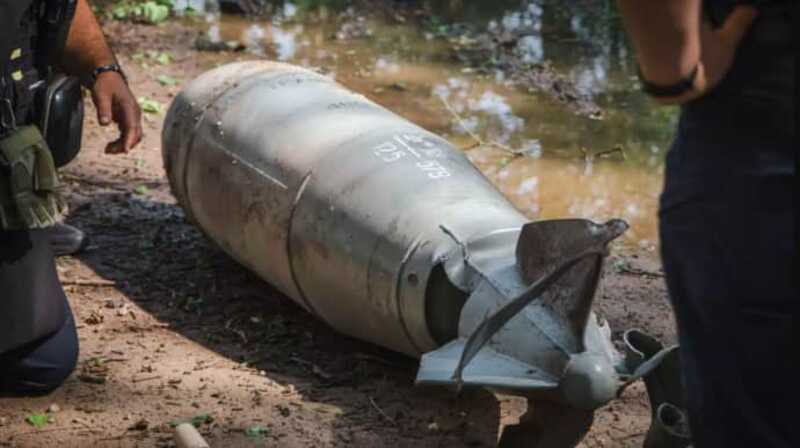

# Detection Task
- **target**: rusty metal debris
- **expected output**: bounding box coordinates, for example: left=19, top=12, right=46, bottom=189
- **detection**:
left=162, top=61, right=679, bottom=447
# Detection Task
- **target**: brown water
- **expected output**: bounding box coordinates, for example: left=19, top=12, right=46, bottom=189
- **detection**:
left=180, top=0, right=678, bottom=250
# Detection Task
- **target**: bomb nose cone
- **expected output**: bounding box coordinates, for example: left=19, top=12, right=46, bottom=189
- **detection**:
left=561, top=352, right=619, bottom=410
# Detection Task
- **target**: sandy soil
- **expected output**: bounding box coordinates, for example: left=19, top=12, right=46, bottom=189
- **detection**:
left=0, top=20, right=677, bottom=448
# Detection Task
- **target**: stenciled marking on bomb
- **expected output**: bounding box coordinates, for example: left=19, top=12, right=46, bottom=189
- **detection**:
left=372, top=133, right=450, bottom=178
left=162, top=61, right=683, bottom=447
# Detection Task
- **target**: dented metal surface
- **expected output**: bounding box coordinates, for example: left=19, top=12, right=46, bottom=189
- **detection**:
left=162, top=61, right=678, bottom=445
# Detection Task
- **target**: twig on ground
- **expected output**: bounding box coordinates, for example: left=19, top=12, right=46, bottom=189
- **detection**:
left=59, top=173, right=129, bottom=192
left=97, top=434, right=128, bottom=441
left=369, top=397, right=396, bottom=425
left=132, top=375, right=162, bottom=383
left=594, top=146, right=627, bottom=160
left=61, top=279, right=117, bottom=287
left=61, top=172, right=167, bottom=190
left=439, top=96, right=521, bottom=155
left=579, top=145, right=628, bottom=165
left=618, top=266, right=665, bottom=278
left=13, top=426, right=86, bottom=437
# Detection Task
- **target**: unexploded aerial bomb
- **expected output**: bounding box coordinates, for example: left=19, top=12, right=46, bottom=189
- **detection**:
left=162, top=61, right=681, bottom=447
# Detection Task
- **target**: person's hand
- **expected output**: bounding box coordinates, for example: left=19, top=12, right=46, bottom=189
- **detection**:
left=653, top=5, right=759, bottom=105
left=697, top=5, right=759, bottom=92
left=90, top=71, right=143, bottom=154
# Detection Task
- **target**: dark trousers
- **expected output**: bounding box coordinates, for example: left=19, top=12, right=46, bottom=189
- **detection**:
left=659, top=7, right=795, bottom=444
left=660, top=180, right=794, bottom=447
left=0, top=229, right=78, bottom=396
left=660, top=119, right=795, bottom=448
left=0, top=301, right=78, bottom=396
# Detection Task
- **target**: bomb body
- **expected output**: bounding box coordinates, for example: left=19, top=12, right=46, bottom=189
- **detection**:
left=163, top=63, right=672, bottom=442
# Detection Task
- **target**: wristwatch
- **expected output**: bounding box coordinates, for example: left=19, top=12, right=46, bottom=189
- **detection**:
left=91, top=63, right=127, bottom=85
left=638, top=64, right=699, bottom=98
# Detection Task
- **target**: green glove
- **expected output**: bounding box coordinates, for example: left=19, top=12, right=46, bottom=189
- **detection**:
left=0, top=125, right=66, bottom=229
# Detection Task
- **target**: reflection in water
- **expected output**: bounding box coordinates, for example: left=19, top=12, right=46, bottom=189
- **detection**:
left=206, top=22, right=220, bottom=42
left=269, top=25, right=301, bottom=60
left=433, top=80, right=525, bottom=145
left=173, top=0, right=207, bottom=14
left=474, top=154, right=661, bottom=251
left=189, top=0, right=676, bottom=248
left=243, top=24, right=267, bottom=55
left=375, top=57, right=400, bottom=74
left=490, top=3, right=544, bottom=63
left=469, top=92, right=525, bottom=144
left=282, top=2, right=297, bottom=18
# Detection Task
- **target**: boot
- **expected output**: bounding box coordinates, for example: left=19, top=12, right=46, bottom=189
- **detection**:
left=46, top=222, right=88, bottom=256
left=624, top=330, right=691, bottom=448
left=645, top=402, right=691, bottom=448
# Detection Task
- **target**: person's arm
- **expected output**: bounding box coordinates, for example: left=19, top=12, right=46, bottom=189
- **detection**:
left=60, top=0, right=142, bottom=153
left=616, top=0, right=758, bottom=105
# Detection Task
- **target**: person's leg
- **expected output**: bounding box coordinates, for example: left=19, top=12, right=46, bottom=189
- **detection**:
left=0, top=229, right=79, bottom=396
left=660, top=180, right=794, bottom=448
left=0, top=299, right=79, bottom=396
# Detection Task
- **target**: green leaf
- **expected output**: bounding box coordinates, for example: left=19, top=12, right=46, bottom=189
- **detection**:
left=137, top=97, right=163, bottom=114
left=133, top=185, right=150, bottom=195
left=245, top=426, right=271, bottom=439
left=190, top=414, right=213, bottom=427
left=156, top=75, right=178, bottom=86
left=140, top=1, right=170, bottom=24
left=26, top=413, right=50, bottom=428
left=170, top=413, right=213, bottom=428
left=111, top=5, right=129, bottom=19
left=155, top=52, right=172, bottom=65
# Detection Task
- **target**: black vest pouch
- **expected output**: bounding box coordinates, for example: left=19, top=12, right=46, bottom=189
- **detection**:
left=37, top=74, right=83, bottom=168
left=0, top=229, right=66, bottom=354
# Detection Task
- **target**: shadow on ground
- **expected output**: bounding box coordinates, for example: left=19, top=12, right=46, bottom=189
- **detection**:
left=68, top=188, right=502, bottom=447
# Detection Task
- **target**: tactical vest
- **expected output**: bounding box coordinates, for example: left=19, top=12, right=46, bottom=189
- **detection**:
left=0, top=0, right=79, bottom=230
left=3, top=1, right=47, bottom=133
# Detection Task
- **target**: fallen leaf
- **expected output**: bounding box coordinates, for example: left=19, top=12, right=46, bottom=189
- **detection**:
left=245, top=425, right=271, bottom=439
left=156, top=74, right=178, bottom=86
left=26, top=413, right=50, bottom=428
left=169, top=413, right=213, bottom=428
left=137, top=97, right=164, bottom=114
left=156, top=52, right=172, bottom=65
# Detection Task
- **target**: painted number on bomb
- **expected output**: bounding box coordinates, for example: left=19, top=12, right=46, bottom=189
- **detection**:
left=372, top=133, right=451, bottom=180
left=373, top=141, right=407, bottom=162
left=416, top=160, right=450, bottom=179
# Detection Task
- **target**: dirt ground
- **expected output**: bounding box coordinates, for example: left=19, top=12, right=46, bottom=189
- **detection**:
left=0, top=19, right=677, bottom=448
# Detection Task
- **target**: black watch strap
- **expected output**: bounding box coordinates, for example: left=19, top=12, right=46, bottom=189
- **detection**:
left=91, top=63, right=127, bottom=85
left=638, top=65, right=699, bottom=98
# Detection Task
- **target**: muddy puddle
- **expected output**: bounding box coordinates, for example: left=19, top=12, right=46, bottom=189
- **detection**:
left=176, top=0, right=678, bottom=249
